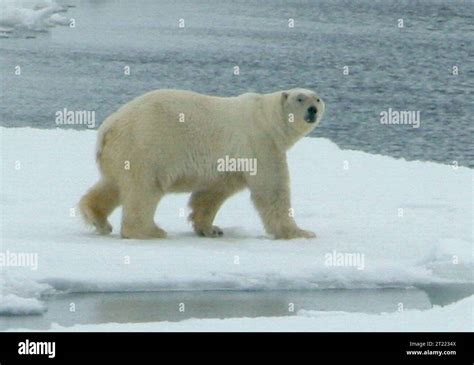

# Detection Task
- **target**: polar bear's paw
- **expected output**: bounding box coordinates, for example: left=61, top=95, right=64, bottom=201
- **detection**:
left=121, top=225, right=167, bottom=239
left=195, top=225, right=224, bottom=238
left=275, top=228, right=316, bottom=240
left=95, top=221, right=113, bottom=235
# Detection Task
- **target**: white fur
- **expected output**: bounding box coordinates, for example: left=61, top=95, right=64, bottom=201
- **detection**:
left=79, top=88, right=325, bottom=239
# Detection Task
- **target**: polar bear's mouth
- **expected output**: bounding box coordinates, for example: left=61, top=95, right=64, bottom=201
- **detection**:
left=304, top=106, right=318, bottom=123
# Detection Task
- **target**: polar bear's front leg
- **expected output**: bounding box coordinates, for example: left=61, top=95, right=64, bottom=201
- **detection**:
left=247, top=155, right=316, bottom=240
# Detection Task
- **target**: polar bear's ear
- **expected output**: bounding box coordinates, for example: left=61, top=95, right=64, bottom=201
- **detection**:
left=281, top=92, right=289, bottom=103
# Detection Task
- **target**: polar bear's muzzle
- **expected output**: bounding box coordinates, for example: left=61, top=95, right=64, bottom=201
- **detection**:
left=304, top=106, right=318, bottom=123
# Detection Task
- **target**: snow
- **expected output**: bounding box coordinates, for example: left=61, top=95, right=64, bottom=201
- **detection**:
left=0, top=127, right=472, bottom=326
left=8, top=295, right=472, bottom=332
left=0, top=277, right=49, bottom=315
left=0, top=0, right=72, bottom=36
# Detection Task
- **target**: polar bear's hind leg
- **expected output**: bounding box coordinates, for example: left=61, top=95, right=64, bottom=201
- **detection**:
left=188, top=178, right=245, bottom=237
left=188, top=189, right=228, bottom=237
left=79, top=179, right=120, bottom=235
left=120, top=182, right=167, bottom=239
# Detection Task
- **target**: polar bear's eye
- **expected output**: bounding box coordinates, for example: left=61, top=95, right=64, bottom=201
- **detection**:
left=297, top=95, right=305, bottom=103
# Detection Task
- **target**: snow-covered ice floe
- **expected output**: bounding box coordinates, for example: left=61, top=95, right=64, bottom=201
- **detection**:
left=0, top=127, right=472, bottom=325
left=0, top=0, right=73, bottom=37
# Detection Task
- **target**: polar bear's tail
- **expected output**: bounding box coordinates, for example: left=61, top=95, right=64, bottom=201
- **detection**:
left=95, top=123, right=108, bottom=163
left=78, top=179, right=120, bottom=235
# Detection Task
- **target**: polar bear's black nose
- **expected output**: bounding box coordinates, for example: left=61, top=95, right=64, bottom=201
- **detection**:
left=305, top=106, right=318, bottom=123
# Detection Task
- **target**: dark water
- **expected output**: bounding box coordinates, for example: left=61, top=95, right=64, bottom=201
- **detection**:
left=2, top=285, right=473, bottom=331
left=1, top=0, right=473, bottom=166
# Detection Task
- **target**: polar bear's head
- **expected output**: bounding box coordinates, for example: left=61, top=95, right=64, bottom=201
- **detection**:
left=281, top=88, right=325, bottom=136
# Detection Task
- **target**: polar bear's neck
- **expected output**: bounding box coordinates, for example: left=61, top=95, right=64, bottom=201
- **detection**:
left=254, top=92, right=304, bottom=152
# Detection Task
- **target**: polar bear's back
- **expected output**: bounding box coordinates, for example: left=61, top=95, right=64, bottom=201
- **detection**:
left=96, top=89, right=257, bottom=184
left=101, top=89, right=252, bottom=135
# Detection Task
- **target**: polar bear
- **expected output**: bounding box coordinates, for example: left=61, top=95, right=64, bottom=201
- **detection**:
left=79, top=88, right=325, bottom=239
